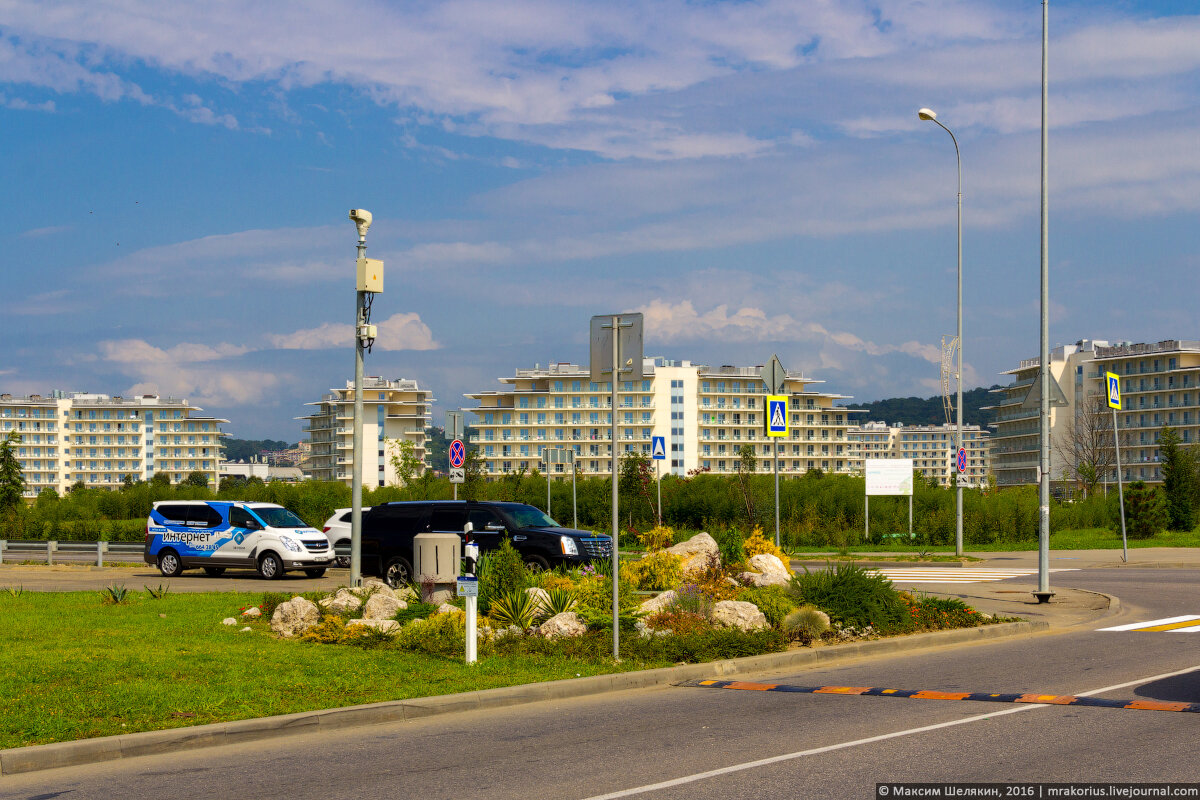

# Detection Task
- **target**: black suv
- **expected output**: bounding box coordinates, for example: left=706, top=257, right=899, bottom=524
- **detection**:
left=360, top=501, right=612, bottom=587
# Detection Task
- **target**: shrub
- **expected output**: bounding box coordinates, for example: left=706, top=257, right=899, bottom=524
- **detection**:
left=645, top=609, right=711, bottom=636
left=735, top=585, right=798, bottom=629
left=788, top=563, right=910, bottom=633
left=393, top=601, right=439, bottom=626
left=394, top=612, right=466, bottom=657
left=99, top=584, right=130, bottom=605
left=300, top=617, right=349, bottom=644
left=621, top=626, right=788, bottom=663
left=712, top=526, right=747, bottom=568
left=783, top=606, right=829, bottom=643
left=1123, top=481, right=1169, bottom=539
left=259, top=592, right=289, bottom=619
left=488, top=589, right=542, bottom=629
left=744, top=526, right=793, bottom=574
left=903, top=593, right=981, bottom=630
left=672, top=583, right=714, bottom=618
left=490, top=540, right=530, bottom=596
left=544, top=587, right=579, bottom=616
left=637, top=525, right=675, bottom=552
left=624, top=551, right=684, bottom=591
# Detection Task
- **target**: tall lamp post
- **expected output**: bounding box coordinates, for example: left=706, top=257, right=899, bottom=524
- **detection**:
left=918, top=107, right=964, bottom=558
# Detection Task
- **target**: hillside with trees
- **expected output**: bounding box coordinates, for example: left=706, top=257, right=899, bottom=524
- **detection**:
left=840, top=385, right=1001, bottom=427
left=223, top=439, right=296, bottom=462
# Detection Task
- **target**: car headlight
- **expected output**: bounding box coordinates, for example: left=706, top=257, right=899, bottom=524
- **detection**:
left=279, top=535, right=303, bottom=553
left=560, top=536, right=578, bottom=556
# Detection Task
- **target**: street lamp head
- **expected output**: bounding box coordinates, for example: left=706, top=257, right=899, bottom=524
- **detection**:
left=918, top=108, right=937, bottom=121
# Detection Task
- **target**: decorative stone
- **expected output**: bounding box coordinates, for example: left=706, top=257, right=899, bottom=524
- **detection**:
left=221, top=617, right=237, bottom=626
left=638, top=590, right=678, bottom=616
left=524, top=587, right=551, bottom=614
left=347, top=618, right=400, bottom=634
left=363, top=593, right=406, bottom=620
left=421, top=586, right=455, bottom=606
left=354, top=579, right=398, bottom=600
left=241, top=606, right=262, bottom=618
left=666, top=532, right=720, bottom=576
left=319, top=588, right=363, bottom=616
left=270, top=596, right=320, bottom=638
left=435, top=603, right=462, bottom=615
left=537, top=612, right=587, bottom=639
left=239, top=627, right=252, bottom=633
left=739, top=554, right=791, bottom=587
left=712, top=600, right=769, bottom=631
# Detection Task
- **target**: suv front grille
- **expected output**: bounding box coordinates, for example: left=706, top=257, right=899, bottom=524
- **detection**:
left=303, top=540, right=330, bottom=553
left=580, top=537, right=612, bottom=558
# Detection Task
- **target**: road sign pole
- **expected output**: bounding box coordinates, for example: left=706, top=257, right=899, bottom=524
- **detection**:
left=774, top=439, right=780, bottom=548
left=547, top=456, right=552, bottom=517
left=657, top=458, right=662, bottom=527
left=610, top=314, right=620, bottom=660
left=1113, top=405, right=1127, bottom=563
left=572, top=457, right=578, bottom=530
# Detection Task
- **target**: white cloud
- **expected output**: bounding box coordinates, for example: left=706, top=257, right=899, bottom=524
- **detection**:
left=268, top=313, right=439, bottom=351
left=96, top=338, right=274, bottom=406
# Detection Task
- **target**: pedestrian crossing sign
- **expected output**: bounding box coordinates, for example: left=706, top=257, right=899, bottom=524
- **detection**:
left=767, top=395, right=787, bottom=437
left=1106, top=371, right=1121, bottom=410
left=651, top=435, right=666, bottom=460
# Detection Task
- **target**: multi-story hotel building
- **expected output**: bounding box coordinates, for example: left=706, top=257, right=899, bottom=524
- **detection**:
left=0, top=391, right=227, bottom=499
left=300, top=377, right=434, bottom=487
left=466, top=358, right=864, bottom=478
left=986, top=338, right=1200, bottom=489
left=848, top=421, right=990, bottom=488
left=1089, top=340, right=1200, bottom=484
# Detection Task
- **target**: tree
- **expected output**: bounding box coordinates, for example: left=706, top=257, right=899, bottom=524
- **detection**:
left=149, top=473, right=171, bottom=488
left=1159, top=427, right=1197, bottom=531
left=735, top=443, right=758, bottom=527
left=0, top=432, right=25, bottom=512
left=388, top=438, right=423, bottom=488
left=1054, top=396, right=1126, bottom=497
left=1123, top=480, right=1168, bottom=539
left=462, top=448, right=486, bottom=502
left=618, top=451, right=655, bottom=525
left=183, top=471, right=210, bottom=488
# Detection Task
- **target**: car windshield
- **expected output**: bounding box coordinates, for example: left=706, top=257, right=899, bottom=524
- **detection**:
left=252, top=507, right=308, bottom=529
left=500, top=504, right=560, bottom=529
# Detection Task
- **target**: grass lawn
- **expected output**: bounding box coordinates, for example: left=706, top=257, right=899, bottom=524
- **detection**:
left=0, top=591, right=646, bottom=750
left=786, top=527, right=1200, bottom=554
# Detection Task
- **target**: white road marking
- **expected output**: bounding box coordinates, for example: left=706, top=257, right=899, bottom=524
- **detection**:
left=579, top=664, right=1200, bottom=800
left=868, top=567, right=1079, bottom=585
left=1098, top=615, right=1200, bottom=632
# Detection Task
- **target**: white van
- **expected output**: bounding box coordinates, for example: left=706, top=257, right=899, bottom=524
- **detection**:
left=144, top=500, right=335, bottom=579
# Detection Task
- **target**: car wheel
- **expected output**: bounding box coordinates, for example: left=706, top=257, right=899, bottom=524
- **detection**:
left=384, top=557, right=413, bottom=589
left=203, top=567, right=226, bottom=577
left=304, top=568, right=326, bottom=578
left=523, top=554, right=551, bottom=573
left=158, top=550, right=184, bottom=578
left=335, top=540, right=350, bottom=568
left=258, top=552, right=284, bottom=580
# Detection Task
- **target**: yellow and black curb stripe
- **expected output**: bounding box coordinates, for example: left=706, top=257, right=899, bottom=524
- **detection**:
left=677, top=679, right=1200, bottom=713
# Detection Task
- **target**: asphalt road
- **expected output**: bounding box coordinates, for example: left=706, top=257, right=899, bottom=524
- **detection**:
left=3, top=567, right=1198, bottom=799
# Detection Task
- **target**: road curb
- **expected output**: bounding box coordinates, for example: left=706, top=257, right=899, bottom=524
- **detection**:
left=0, top=619, right=1047, bottom=777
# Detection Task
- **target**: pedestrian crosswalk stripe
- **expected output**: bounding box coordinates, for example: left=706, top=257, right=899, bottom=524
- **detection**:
left=1098, top=615, right=1200, bottom=632
left=866, top=567, right=1079, bottom=585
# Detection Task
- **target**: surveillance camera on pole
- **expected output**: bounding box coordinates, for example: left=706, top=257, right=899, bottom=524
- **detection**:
left=348, top=208, right=382, bottom=588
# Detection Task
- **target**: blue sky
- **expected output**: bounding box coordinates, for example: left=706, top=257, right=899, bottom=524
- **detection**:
left=1, top=1, right=1198, bottom=440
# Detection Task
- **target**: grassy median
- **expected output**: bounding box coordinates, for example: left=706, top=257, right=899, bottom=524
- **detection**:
left=0, top=590, right=644, bottom=749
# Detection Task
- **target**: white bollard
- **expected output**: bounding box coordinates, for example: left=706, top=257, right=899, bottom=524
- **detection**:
left=47, top=540, right=57, bottom=566
left=97, top=540, right=108, bottom=568
left=464, top=537, right=479, bottom=665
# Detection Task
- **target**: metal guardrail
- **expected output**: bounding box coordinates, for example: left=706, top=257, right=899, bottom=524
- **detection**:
left=0, top=540, right=144, bottom=567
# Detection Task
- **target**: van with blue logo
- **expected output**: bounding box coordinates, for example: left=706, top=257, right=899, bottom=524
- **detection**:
left=144, top=501, right=335, bottom=579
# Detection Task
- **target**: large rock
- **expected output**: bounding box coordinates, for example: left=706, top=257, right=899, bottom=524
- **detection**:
left=638, top=590, right=678, bottom=617
left=363, top=593, right=407, bottom=620
left=347, top=618, right=400, bottom=634
left=666, top=532, right=720, bottom=576
left=435, top=603, right=463, bottom=615
left=537, top=612, right=587, bottom=639
left=319, top=588, right=363, bottom=616
left=353, top=580, right=398, bottom=601
left=270, top=597, right=320, bottom=638
left=712, top=600, right=769, bottom=631
left=524, top=587, right=551, bottom=614
left=739, top=554, right=791, bottom=587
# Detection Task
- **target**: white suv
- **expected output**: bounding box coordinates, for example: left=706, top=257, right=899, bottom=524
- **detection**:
left=321, top=507, right=370, bottom=568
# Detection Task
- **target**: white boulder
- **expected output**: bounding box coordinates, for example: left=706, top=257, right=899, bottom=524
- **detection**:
left=537, top=612, right=587, bottom=639
left=738, top=554, right=791, bottom=587
left=241, top=606, right=262, bottom=619
left=221, top=617, right=237, bottom=626
left=436, top=603, right=463, bottom=615
left=524, top=587, right=551, bottom=614
left=319, top=588, right=363, bottom=616
left=638, top=590, right=678, bottom=617
left=269, top=597, right=320, bottom=638
left=347, top=618, right=400, bottom=634
left=353, top=579, right=398, bottom=601
left=363, top=593, right=407, bottom=620
left=712, top=600, right=769, bottom=631
left=666, top=532, right=720, bottom=576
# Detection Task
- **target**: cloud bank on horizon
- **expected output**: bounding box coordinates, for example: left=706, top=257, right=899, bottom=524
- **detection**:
left=0, top=1, right=1196, bottom=437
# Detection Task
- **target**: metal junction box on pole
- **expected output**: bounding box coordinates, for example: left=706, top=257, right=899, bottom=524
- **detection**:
left=356, top=258, right=384, bottom=293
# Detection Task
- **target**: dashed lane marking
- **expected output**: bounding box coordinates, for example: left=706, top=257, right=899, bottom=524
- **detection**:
left=867, top=567, right=1079, bottom=584
left=677, top=679, right=1200, bottom=713
left=1098, top=615, right=1200, bottom=633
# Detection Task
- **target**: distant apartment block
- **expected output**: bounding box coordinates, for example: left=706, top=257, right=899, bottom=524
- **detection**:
left=848, top=420, right=990, bottom=488
left=985, top=338, right=1200, bottom=489
left=299, top=377, right=434, bottom=487
left=466, top=358, right=864, bottom=479
left=0, top=391, right=227, bottom=499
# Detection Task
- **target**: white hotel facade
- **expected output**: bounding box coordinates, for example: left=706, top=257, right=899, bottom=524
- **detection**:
left=466, top=358, right=864, bottom=478
left=0, top=391, right=227, bottom=499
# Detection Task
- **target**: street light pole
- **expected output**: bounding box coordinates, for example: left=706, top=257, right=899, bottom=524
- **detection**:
left=918, top=107, right=964, bottom=558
